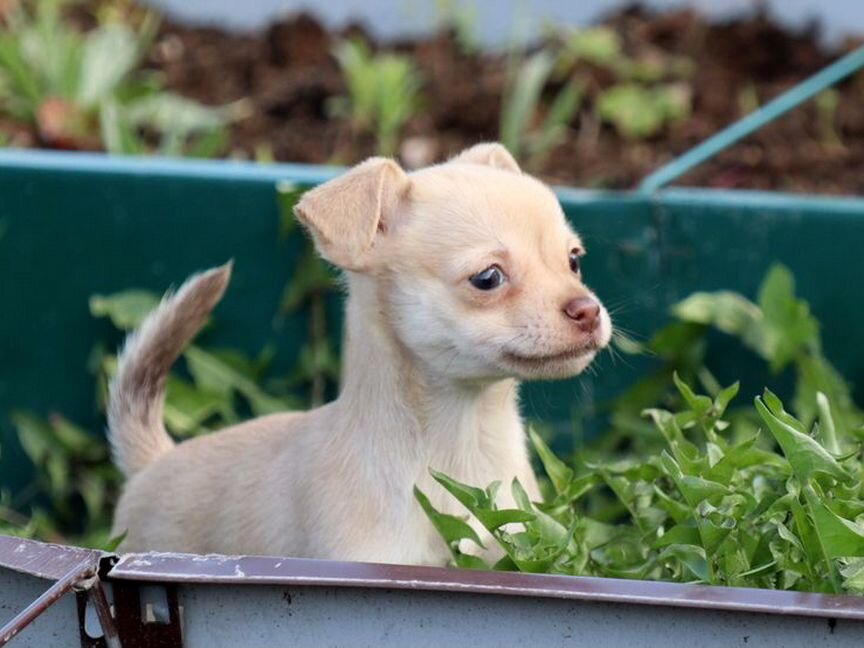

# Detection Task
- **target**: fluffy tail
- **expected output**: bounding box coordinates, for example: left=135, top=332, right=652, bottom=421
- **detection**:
left=108, top=262, right=233, bottom=477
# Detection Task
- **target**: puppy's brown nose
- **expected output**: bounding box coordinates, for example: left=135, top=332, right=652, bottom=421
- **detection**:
left=564, top=297, right=600, bottom=332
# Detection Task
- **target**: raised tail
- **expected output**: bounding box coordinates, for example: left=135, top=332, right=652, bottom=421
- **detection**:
left=108, top=262, right=233, bottom=477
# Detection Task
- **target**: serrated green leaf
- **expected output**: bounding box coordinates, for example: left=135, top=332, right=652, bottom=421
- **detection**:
left=475, top=508, right=536, bottom=531
left=840, top=558, right=864, bottom=593
left=529, top=427, right=573, bottom=495
left=414, top=486, right=484, bottom=549
left=755, top=395, right=851, bottom=485
left=815, top=392, right=841, bottom=455
left=102, top=530, right=128, bottom=553
left=653, top=524, right=700, bottom=549
left=714, top=381, right=740, bottom=416
left=673, top=290, right=765, bottom=353
left=453, top=553, right=489, bottom=570
left=804, top=485, right=864, bottom=560
left=757, top=264, right=819, bottom=372
left=656, top=544, right=709, bottom=582
left=430, top=469, right=491, bottom=511
left=673, top=372, right=713, bottom=415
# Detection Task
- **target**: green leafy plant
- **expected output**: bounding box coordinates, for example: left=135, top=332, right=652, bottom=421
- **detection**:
left=500, top=51, right=582, bottom=167
left=419, top=264, right=864, bottom=595
left=672, top=264, right=859, bottom=433
left=5, top=231, right=864, bottom=597
left=4, top=412, right=121, bottom=547
left=2, top=188, right=326, bottom=546
left=0, top=0, right=229, bottom=156
left=330, top=39, right=423, bottom=157
left=276, top=182, right=341, bottom=406
left=545, top=25, right=693, bottom=141
left=553, top=26, right=624, bottom=71
left=596, top=83, right=690, bottom=140
left=2, top=285, right=296, bottom=546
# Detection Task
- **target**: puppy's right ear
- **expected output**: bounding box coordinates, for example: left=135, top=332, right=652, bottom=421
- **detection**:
left=295, top=157, right=410, bottom=271
left=451, top=143, right=521, bottom=174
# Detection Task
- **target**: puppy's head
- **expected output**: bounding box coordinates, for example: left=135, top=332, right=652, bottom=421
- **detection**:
left=296, top=143, right=612, bottom=381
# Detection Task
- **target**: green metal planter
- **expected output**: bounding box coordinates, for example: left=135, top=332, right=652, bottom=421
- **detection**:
left=2, top=150, right=864, bottom=492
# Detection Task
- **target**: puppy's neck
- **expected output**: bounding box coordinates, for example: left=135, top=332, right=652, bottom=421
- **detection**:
left=337, top=275, right=521, bottom=451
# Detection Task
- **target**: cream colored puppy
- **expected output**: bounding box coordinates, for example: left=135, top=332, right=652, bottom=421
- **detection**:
left=109, top=143, right=612, bottom=565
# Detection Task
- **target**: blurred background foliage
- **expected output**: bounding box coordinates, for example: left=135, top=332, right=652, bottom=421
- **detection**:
left=0, top=184, right=339, bottom=546
left=2, top=0, right=864, bottom=190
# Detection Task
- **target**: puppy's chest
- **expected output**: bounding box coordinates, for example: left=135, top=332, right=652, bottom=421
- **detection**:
left=386, top=409, right=530, bottom=565
left=415, top=416, right=527, bottom=513
left=412, top=435, right=526, bottom=565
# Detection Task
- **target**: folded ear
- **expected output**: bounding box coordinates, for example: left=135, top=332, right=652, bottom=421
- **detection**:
left=451, top=143, right=521, bottom=174
left=294, top=157, right=410, bottom=271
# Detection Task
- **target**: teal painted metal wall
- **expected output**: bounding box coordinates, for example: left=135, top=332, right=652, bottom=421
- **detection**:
left=1, top=151, right=863, bottom=492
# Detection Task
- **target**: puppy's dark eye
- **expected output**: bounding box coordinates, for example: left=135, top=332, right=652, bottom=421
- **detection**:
left=469, top=265, right=505, bottom=290
left=569, top=249, right=582, bottom=275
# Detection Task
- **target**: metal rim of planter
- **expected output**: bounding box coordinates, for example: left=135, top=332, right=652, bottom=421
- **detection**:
left=3, top=535, right=864, bottom=648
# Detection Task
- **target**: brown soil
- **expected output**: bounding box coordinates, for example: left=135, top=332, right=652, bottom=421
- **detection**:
left=11, top=6, right=864, bottom=194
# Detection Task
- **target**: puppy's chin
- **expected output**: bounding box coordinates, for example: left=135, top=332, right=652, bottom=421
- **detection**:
left=499, top=348, right=598, bottom=381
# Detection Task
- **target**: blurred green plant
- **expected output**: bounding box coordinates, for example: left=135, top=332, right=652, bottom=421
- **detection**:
left=0, top=0, right=229, bottom=156
left=737, top=82, right=761, bottom=117
left=419, top=264, right=864, bottom=594
left=434, top=0, right=478, bottom=54
left=554, top=26, right=624, bottom=71
left=816, top=88, right=843, bottom=148
left=3, top=412, right=121, bottom=547
left=329, top=39, right=423, bottom=157
left=0, top=187, right=341, bottom=546
left=1, top=286, right=294, bottom=545
left=596, top=83, right=690, bottom=140
left=497, top=25, right=694, bottom=167
left=500, top=51, right=582, bottom=168
left=540, top=25, right=694, bottom=142
left=276, top=181, right=341, bottom=407
left=554, top=26, right=693, bottom=83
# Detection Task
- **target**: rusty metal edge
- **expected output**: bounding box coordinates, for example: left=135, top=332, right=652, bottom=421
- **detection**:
left=0, top=536, right=104, bottom=581
left=107, top=552, right=864, bottom=622
left=88, top=582, right=122, bottom=648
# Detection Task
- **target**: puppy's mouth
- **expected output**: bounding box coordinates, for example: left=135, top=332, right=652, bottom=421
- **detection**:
left=502, top=341, right=599, bottom=367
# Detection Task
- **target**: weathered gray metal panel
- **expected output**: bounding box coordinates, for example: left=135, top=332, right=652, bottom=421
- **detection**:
left=0, top=537, right=112, bottom=648
left=108, top=552, right=864, bottom=621
left=176, top=583, right=860, bottom=648
left=5, top=539, right=864, bottom=647
left=0, top=570, right=81, bottom=648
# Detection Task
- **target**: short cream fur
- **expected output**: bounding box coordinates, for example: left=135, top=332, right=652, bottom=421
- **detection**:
left=109, top=143, right=613, bottom=564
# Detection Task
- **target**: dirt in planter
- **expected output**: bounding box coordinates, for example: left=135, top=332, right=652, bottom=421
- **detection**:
left=7, top=5, right=864, bottom=194
left=143, top=6, right=864, bottom=194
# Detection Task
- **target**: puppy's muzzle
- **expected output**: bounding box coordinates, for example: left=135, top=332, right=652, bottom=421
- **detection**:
left=563, top=297, right=600, bottom=333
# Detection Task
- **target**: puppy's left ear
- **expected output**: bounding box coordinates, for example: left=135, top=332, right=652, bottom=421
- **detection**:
left=295, top=157, right=410, bottom=271
left=451, top=143, right=521, bottom=174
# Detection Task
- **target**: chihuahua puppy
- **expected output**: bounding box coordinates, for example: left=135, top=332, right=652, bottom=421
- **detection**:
left=109, top=143, right=612, bottom=565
